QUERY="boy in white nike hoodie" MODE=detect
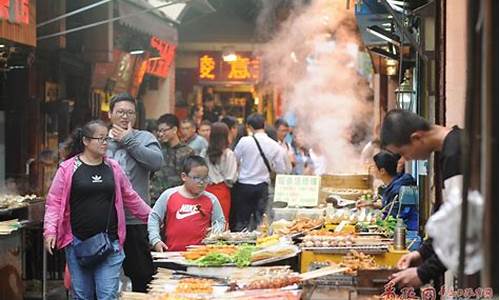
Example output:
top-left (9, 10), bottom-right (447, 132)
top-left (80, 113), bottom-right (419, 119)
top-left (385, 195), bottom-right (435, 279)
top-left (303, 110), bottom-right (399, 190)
top-left (148, 155), bottom-right (225, 251)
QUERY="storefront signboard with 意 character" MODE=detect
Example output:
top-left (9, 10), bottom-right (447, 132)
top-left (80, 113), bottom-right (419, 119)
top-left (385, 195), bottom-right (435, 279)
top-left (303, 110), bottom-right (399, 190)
top-left (198, 52), bottom-right (261, 83)
top-left (146, 36), bottom-right (176, 79)
top-left (274, 175), bottom-right (321, 207)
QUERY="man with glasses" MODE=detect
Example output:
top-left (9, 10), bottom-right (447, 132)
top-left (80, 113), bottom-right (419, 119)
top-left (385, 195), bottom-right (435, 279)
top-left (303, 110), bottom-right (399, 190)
top-left (106, 93), bottom-right (163, 292)
top-left (151, 114), bottom-right (194, 203)
top-left (148, 155), bottom-right (225, 252)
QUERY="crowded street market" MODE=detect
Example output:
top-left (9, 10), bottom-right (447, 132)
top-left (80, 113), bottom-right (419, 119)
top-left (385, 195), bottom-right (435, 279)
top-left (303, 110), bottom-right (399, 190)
top-left (0, 0), bottom-right (497, 299)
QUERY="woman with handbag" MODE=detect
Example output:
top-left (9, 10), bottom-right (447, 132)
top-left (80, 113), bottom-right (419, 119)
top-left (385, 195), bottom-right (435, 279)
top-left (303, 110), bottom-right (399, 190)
top-left (43, 120), bottom-right (152, 300)
top-left (203, 122), bottom-right (238, 224)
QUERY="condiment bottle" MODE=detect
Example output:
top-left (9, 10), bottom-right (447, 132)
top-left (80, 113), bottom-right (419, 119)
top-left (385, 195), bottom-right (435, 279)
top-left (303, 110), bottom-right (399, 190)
top-left (326, 203), bottom-right (335, 220)
top-left (394, 218), bottom-right (406, 250)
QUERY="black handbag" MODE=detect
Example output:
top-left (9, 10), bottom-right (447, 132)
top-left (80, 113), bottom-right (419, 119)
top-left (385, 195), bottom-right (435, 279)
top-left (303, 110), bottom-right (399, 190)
top-left (73, 196), bottom-right (115, 268)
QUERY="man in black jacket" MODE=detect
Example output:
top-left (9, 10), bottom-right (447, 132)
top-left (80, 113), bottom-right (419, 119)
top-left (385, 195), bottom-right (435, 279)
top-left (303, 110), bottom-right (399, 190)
top-left (380, 109), bottom-right (463, 288)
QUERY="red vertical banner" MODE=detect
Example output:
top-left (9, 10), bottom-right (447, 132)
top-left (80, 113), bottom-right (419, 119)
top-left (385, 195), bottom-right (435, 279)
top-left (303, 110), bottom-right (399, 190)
top-left (14, 0), bottom-right (29, 24)
top-left (0, 0), bottom-right (10, 19)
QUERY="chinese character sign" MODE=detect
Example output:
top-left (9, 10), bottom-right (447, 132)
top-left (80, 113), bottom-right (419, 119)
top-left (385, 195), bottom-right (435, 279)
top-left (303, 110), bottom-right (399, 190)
top-left (146, 36), bottom-right (176, 79)
top-left (197, 52), bottom-right (261, 83)
top-left (199, 55), bottom-right (216, 79)
top-left (274, 175), bottom-right (321, 207)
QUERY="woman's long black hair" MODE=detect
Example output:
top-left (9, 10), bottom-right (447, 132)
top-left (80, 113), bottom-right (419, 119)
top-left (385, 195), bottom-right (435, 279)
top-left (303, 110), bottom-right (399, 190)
top-left (65, 120), bottom-right (107, 159)
top-left (207, 122), bottom-right (229, 165)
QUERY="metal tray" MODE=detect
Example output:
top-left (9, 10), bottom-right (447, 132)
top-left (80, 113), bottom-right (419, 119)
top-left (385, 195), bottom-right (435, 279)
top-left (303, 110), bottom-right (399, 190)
top-left (301, 245), bottom-right (389, 254)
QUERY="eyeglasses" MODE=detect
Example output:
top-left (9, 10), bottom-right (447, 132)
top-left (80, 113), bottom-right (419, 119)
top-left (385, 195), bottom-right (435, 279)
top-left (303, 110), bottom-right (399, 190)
top-left (86, 136), bottom-right (113, 144)
top-left (157, 127), bottom-right (173, 134)
top-left (115, 110), bottom-right (136, 117)
top-left (188, 175), bottom-right (210, 184)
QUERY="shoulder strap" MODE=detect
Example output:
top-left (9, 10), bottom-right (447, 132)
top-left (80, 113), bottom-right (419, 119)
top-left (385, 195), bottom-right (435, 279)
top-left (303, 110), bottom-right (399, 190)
top-left (252, 136), bottom-right (272, 174)
top-left (104, 192), bottom-right (115, 233)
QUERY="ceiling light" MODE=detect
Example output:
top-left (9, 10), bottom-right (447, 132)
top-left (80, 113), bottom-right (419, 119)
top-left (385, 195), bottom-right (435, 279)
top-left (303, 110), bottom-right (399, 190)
top-left (129, 50), bottom-right (144, 55)
top-left (222, 53), bottom-right (237, 62)
top-left (0, 45), bottom-right (5, 48)
top-left (367, 25), bottom-right (400, 46)
top-left (222, 47), bottom-right (237, 62)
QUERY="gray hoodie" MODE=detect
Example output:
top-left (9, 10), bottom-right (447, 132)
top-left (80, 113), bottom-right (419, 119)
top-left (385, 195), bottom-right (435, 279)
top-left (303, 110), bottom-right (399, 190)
top-left (107, 130), bottom-right (163, 224)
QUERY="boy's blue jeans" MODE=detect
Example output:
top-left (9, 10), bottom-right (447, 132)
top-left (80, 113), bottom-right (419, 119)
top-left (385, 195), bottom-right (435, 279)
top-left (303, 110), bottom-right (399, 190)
top-left (65, 237), bottom-right (124, 300)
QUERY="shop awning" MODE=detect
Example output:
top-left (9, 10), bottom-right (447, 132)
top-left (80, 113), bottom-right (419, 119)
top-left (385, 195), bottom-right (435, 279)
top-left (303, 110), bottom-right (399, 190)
top-left (118, 0), bottom-right (178, 45)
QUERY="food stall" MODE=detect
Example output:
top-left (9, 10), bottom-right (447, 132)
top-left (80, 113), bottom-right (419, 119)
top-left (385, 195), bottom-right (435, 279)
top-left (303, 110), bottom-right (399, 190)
top-left (0, 194), bottom-right (43, 300)
top-left (121, 173), bottom-right (419, 300)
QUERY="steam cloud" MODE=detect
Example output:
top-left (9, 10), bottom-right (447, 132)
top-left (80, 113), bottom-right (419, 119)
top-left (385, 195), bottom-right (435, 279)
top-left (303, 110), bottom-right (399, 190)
top-left (259, 0), bottom-right (373, 174)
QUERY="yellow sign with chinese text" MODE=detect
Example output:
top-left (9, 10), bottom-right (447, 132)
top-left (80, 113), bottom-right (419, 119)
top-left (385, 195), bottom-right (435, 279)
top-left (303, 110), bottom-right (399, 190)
top-left (197, 52), bottom-right (261, 83)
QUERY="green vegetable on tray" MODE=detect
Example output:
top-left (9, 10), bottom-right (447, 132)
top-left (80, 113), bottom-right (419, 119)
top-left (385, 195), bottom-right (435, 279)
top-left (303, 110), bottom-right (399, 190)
top-left (375, 216), bottom-right (398, 236)
top-left (194, 252), bottom-right (233, 267)
top-left (233, 245), bottom-right (255, 268)
top-left (191, 244), bottom-right (256, 267)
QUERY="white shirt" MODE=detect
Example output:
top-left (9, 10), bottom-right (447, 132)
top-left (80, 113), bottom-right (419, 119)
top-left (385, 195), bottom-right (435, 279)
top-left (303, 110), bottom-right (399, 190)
top-left (204, 149), bottom-right (238, 187)
top-left (310, 149), bottom-right (327, 176)
top-left (234, 132), bottom-right (290, 185)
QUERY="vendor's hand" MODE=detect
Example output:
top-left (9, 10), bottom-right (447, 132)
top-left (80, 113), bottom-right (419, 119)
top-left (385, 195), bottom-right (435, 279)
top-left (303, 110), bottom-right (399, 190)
top-left (153, 241), bottom-right (168, 252)
top-left (397, 251), bottom-right (422, 269)
top-left (205, 227), bottom-right (212, 235)
top-left (45, 236), bottom-right (56, 255)
top-left (356, 200), bottom-right (373, 208)
top-left (110, 122), bottom-right (133, 143)
top-left (388, 267), bottom-right (422, 289)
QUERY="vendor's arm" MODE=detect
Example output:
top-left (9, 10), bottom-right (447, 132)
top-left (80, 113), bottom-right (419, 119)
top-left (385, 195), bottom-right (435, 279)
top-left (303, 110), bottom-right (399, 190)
top-left (356, 199), bottom-right (382, 209)
top-left (416, 254), bottom-right (447, 284)
top-left (148, 188), bottom-right (177, 247)
top-left (417, 238), bottom-right (435, 260)
top-left (205, 192), bottom-right (226, 233)
top-left (122, 131), bottom-right (163, 172)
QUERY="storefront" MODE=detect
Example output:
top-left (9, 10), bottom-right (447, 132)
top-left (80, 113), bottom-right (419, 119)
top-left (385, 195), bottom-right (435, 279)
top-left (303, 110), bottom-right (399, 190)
top-left (176, 50), bottom-right (268, 123)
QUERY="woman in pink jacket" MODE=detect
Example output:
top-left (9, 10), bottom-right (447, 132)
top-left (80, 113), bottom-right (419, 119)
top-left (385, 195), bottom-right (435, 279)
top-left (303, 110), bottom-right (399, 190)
top-left (43, 120), bottom-right (151, 300)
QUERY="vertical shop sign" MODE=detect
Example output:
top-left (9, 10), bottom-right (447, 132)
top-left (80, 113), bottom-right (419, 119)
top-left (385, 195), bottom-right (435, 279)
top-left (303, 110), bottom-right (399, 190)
top-left (0, 0), bottom-right (29, 24)
top-left (130, 55), bottom-right (149, 97)
top-left (0, 0), bottom-right (9, 19)
top-left (197, 52), bottom-right (261, 83)
top-left (146, 36), bottom-right (176, 79)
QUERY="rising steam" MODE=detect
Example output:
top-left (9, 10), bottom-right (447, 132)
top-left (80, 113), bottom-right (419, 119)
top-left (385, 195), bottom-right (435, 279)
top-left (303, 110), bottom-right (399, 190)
top-left (259, 0), bottom-right (373, 174)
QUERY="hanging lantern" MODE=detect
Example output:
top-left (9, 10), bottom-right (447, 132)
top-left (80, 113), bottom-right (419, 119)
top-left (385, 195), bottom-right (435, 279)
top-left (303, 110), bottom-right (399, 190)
top-left (395, 69), bottom-right (415, 111)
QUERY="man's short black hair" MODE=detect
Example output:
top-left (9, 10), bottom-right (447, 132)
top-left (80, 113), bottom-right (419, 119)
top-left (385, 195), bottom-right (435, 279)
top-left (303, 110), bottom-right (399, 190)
top-left (110, 93), bottom-right (136, 112)
top-left (181, 118), bottom-right (197, 128)
top-left (246, 113), bottom-right (265, 130)
top-left (274, 118), bottom-right (289, 129)
top-left (380, 109), bottom-right (431, 147)
top-left (221, 116), bottom-right (237, 129)
top-left (200, 120), bottom-right (212, 127)
top-left (373, 150), bottom-right (401, 177)
top-left (157, 113), bottom-right (179, 129)
top-left (182, 155), bottom-right (208, 174)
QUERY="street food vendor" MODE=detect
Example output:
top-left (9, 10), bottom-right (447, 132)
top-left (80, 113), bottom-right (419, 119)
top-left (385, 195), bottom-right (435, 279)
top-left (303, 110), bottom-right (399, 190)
top-left (358, 150), bottom-right (418, 232)
top-left (148, 155), bottom-right (225, 252)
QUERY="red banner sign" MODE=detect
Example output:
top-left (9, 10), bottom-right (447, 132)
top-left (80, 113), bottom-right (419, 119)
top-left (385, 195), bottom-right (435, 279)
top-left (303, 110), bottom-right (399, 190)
top-left (0, 0), bottom-right (29, 24)
top-left (198, 52), bottom-right (261, 83)
top-left (146, 36), bottom-right (176, 79)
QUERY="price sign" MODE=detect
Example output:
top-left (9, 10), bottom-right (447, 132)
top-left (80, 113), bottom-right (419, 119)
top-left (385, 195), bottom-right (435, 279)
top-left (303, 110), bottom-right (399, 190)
top-left (274, 175), bottom-right (321, 207)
